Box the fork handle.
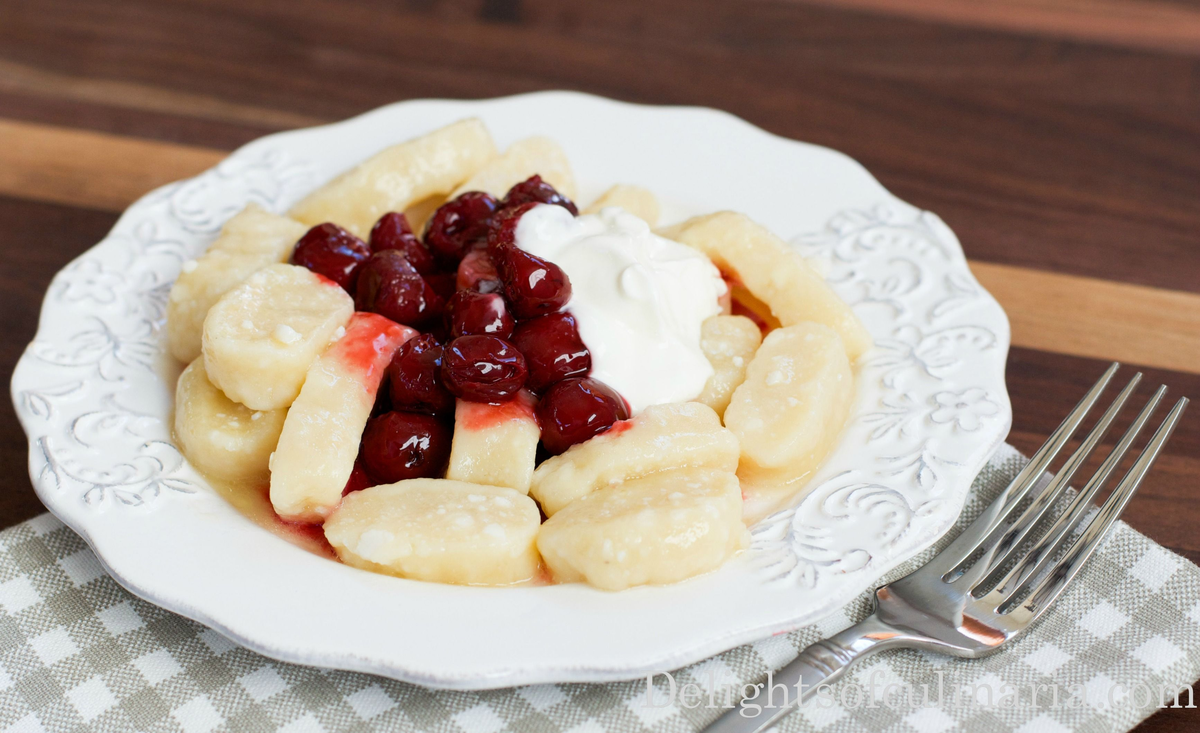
[702,614,904,733]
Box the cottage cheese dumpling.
[270,313,415,523]
[537,468,748,591]
[446,392,540,494]
[325,480,541,586]
[582,184,660,226]
[449,136,576,200]
[529,402,739,516]
[167,204,308,363]
[725,322,855,522]
[694,314,762,418]
[202,264,354,411]
[289,119,497,237]
[666,212,871,360]
[174,359,287,484]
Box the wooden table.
[1,0,1197,728]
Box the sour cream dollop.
[514,204,725,414]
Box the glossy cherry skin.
[456,246,502,293]
[342,461,375,496]
[425,271,459,303]
[511,312,591,392]
[441,335,527,402]
[386,333,455,415]
[360,411,452,483]
[536,377,630,455]
[485,202,537,254]
[494,245,572,319]
[355,251,444,327]
[501,175,578,215]
[292,223,371,292]
[425,191,500,265]
[485,202,571,317]
[368,212,436,275]
[446,290,515,339]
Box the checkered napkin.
[3,444,1199,733]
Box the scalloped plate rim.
[11,91,1012,689]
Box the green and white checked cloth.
[2,444,1199,733]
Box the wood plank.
[0,88,284,151]
[974,262,1200,376]
[797,0,1200,55]
[3,1,1199,292]
[0,57,322,131]
[0,118,222,212]
[1,118,1197,377]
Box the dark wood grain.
[0,88,280,151]
[0,0,1197,728]
[797,0,1200,54]
[1,0,1199,291]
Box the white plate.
[11,91,1011,689]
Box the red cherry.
[368,212,436,275]
[373,210,412,237]
[342,461,375,496]
[441,335,527,402]
[456,247,502,293]
[511,312,591,392]
[387,333,455,415]
[494,246,572,319]
[360,411,452,483]
[425,191,499,266]
[355,251,444,327]
[501,175,578,215]
[292,223,371,292]
[446,290,515,339]
[425,271,459,302]
[536,378,629,455]
[485,202,538,254]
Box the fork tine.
[982,385,1166,606]
[1006,395,1188,622]
[965,373,1143,594]
[931,362,1120,578]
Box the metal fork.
[705,363,1188,733]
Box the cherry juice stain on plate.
[207,476,336,559]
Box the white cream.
[514,205,725,414]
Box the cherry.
[456,246,501,293]
[425,191,499,266]
[355,251,444,327]
[292,223,371,293]
[446,290,514,339]
[536,377,629,455]
[360,411,452,483]
[425,271,459,303]
[511,312,591,392]
[368,212,436,275]
[441,335,527,402]
[501,175,578,215]
[485,202,538,254]
[342,461,375,496]
[494,246,572,319]
[485,202,571,317]
[387,333,455,415]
